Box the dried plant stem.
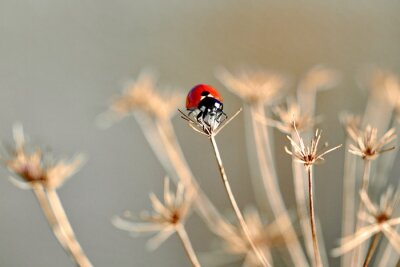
[352,159,372,267]
[32,185,92,267]
[363,234,381,267]
[176,224,201,267]
[291,131,316,264]
[46,189,93,267]
[209,134,270,267]
[361,160,371,192]
[134,114,227,231]
[32,185,71,253]
[307,166,321,267]
[341,140,357,267]
[247,105,309,267]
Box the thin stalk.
[341,139,357,267]
[46,189,93,267]
[352,160,372,266]
[135,114,227,232]
[361,160,372,192]
[291,131,318,266]
[247,105,308,267]
[363,234,381,267]
[209,134,270,267]
[176,224,201,267]
[307,166,321,267]
[32,185,71,254]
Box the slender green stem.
[363,234,381,267]
[307,166,322,267]
[210,134,270,267]
[176,224,201,267]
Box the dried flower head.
[179,108,242,137]
[298,65,341,92]
[332,187,400,256]
[213,208,291,266]
[4,124,84,190]
[359,68,400,104]
[98,72,182,127]
[347,125,396,160]
[285,125,342,168]
[266,98,316,134]
[216,67,286,105]
[113,178,195,250]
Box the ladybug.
[186,84,227,128]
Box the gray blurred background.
[0,1,400,266]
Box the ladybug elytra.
[186,84,227,129]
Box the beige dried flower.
[99,72,182,127]
[214,208,292,266]
[359,68,400,104]
[179,108,242,137]
[298,65,341,92]
[216,67,286,105]
[285,125,342,168]
[266,98,316,134]
[332,187,400,256]
[4,124,84,190]
[113,178,195,250]
[347,125,396,160]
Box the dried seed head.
[216,67,286,105]
[213,208,292,265]
[98,72,182,128]
[285,124,341,168]
[333,187,400,256]
[298,65,341,92]
[179,108,242,137]
[113,178,196,250]
[267,98,316,134]
[347,125,396,160]
[4,124,84,189]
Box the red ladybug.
[186,84,226,126]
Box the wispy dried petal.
[333,187,400,257]
[285,125,341,168]
[3,125,83,189]
[113,178,195,250]
[216,67,287,105]
[347,124,396,160]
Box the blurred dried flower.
[179,108,242,137]
[359,68,400,103]
[214,208,292,267]
[4,124,84,190]
[98,72,182,127]
[216,67,286,105]
[285,125,342,168]
[113,178,195,250]
[347,125,396,160]
[265,98,316,134]
[332,188,400,256]
[298,65,341,92]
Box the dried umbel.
[214,209,292,266]
[98,72,182,127]
[113,178,196,249]
[285,126,342,168]
[333,188,400,257]
[216,67,286,105]
[4,124,84,190]
[347,125,396,161]
[266,98,316,134]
